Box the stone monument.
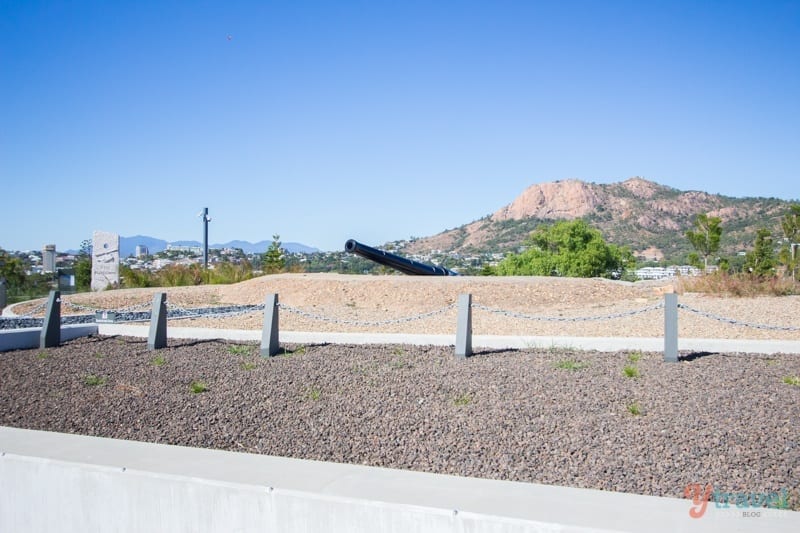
[91,231,120,291]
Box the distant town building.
[42,244,56,273]
[166,244,203,255]
[634,265,701,280]
[135,245,149,258]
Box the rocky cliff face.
[492,179,604,221]
[403,177,794,261]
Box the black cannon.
[344,239,459,276]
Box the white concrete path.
[97,323,800,355]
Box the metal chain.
[64,301,152,313]
[278,302,458,327]
[13,300,48,318]
[165,302,265,321]
[471,302,665,322]
[677,303,800,331]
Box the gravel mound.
[1,335,798,509]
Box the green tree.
[495,220,634,278]
[263,234,285,274]
[685,214,722,270]
[744,228,776,277]
[779,204,800,280]
[0,248,26,288]
[74,239,92,291]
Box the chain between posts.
[471,302,665,322]
[4,297,798,333]
[278,302,458,327]
[677,303,800,331]
[64,301,153,313]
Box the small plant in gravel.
[628,352,643,363]
[94,352,108,359]
[189,380,209,394]
[150,354,167,367]
[36,351,49,359]
[227,344,251,356]
[547,344,577,355]
[240,360,257,371]
[783,375,800,387]
[304,386,322,401]
[623,365,640,378]
[453,392,474,406]
[626,401,642,416]
[281,344,307,357]
[553,359,588,371]
[83,374,106,387]
[390,348,412,369]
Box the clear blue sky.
[2,1,798,253]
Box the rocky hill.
[403,177,796,262]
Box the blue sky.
[2,1,798,253]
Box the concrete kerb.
[92,323,800,355]
[1,322,798,355]
[0,324,98,352]
[3,426,797,532]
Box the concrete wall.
[2,427,797,532]
[0,324,98,352]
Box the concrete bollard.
[664,293,678,362]
[147,292,167,350]
[455,293,473,359]
[261,293,280,357]
[39,290,61,349]
[0,279,7,311]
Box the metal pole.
[203,207,209,269]
[664,293,678,363]
[455,293,473,359]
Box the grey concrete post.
[147,292,167,350]
[664,293,678,362]
[40,290,61,348]
[0,279,6,311]
[261,293,280,357]
[455,293,473,359]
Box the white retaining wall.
[4,426,797,532]
[0,324,98,352]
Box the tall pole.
[202,207,209,269]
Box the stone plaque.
[91,231,120,291]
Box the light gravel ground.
[10,274,800,340]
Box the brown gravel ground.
[0,336,798,510]
[3,274,800,509]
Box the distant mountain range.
[118,236,318,257]
[403,177,799,262]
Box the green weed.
[304,386,322,401]
[240,360,257,371]
[227,344,251,356]
[623,365,640,378]
[189,380,209,393]
[628,352,643,363]
[36,351,50,359]
[150,354,166,367]
[783,376,800,387]
[553,359,588,371]
[453,392,474,406]
[83,374,106,387]
[627,401,642,416]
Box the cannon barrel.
[344,239,459,276]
